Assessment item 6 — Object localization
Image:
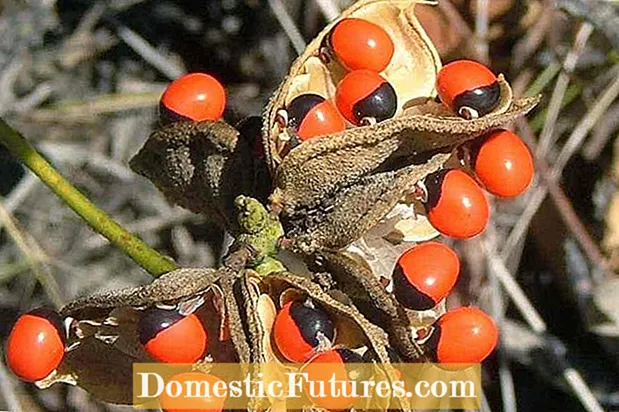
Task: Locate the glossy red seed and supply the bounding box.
[393,242,460,310]
[160,73,226,122]
[273,300,335,363]
[431,307,499,364]
[335,69,397,125]
[424,169,490,239]
[436,60,500,119]
[287,94,346,141]
[473,129,534,198]
[327,18,394,72]
[139,310,208,363]
[6,309,65,382]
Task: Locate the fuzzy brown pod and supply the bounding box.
[44,265,410,409]
[129,119,270,235]
[43,267,254,405]
[242,270,409,411]
[271,94,538,253]
[263,0,539,253]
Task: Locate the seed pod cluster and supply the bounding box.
[34,268,241,405]
[244,270,408,410]
[7,0,540,409]
[310,247,498,367]
[16,266,406,410]
[262,0,538,254]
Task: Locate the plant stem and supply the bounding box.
[0,118,177,277]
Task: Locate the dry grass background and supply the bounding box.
[1,0,619,411]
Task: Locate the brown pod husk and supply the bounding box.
[47,267,253,405]
[275,151,450,253]
[249,270,410,411]
[263,0,539,253]
[308,249,426,362]
[129,119,268,235]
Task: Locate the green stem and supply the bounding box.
[0,118,177,277]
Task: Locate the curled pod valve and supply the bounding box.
[6,308,66,382]
[436,60,500,120]
[138,307,208,363]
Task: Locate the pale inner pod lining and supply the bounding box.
[272,0,442,163]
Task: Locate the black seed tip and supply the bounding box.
[159,101,192,124]
[352,81,397,124]
[289,300,335,347]
[138,308,184,345]
[424,169,451,210]
[392,265,437,310]
[287,94,325,131]
[453,81,500,118]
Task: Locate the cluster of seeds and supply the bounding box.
[6,283,228,411]
[268,245,498,368]
[277,17,399,147]
[417,127,534,239]
[4,73,229,407]
[5,1,539,410]
[6,70,526,412]
[414,60,534,240]
[391,242,499,363]
[270,297,369,410]
[271,17,535,242]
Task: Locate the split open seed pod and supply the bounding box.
[244,270,408,411]
[129,119,271,236]
[308,249,428,363]
[263,0,539,253]
[39,267,253,405]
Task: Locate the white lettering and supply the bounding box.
[415,381,430,398]
[137,372,164,398]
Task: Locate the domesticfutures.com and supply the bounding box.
[132,363,482,409]
[137,371,411,400]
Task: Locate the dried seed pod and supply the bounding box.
[264,0,442,167]
[39,236,412,409]
[130,120,270,235]
[249,270,409,411]
[39,267,253,405]
[263,0,539,253]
